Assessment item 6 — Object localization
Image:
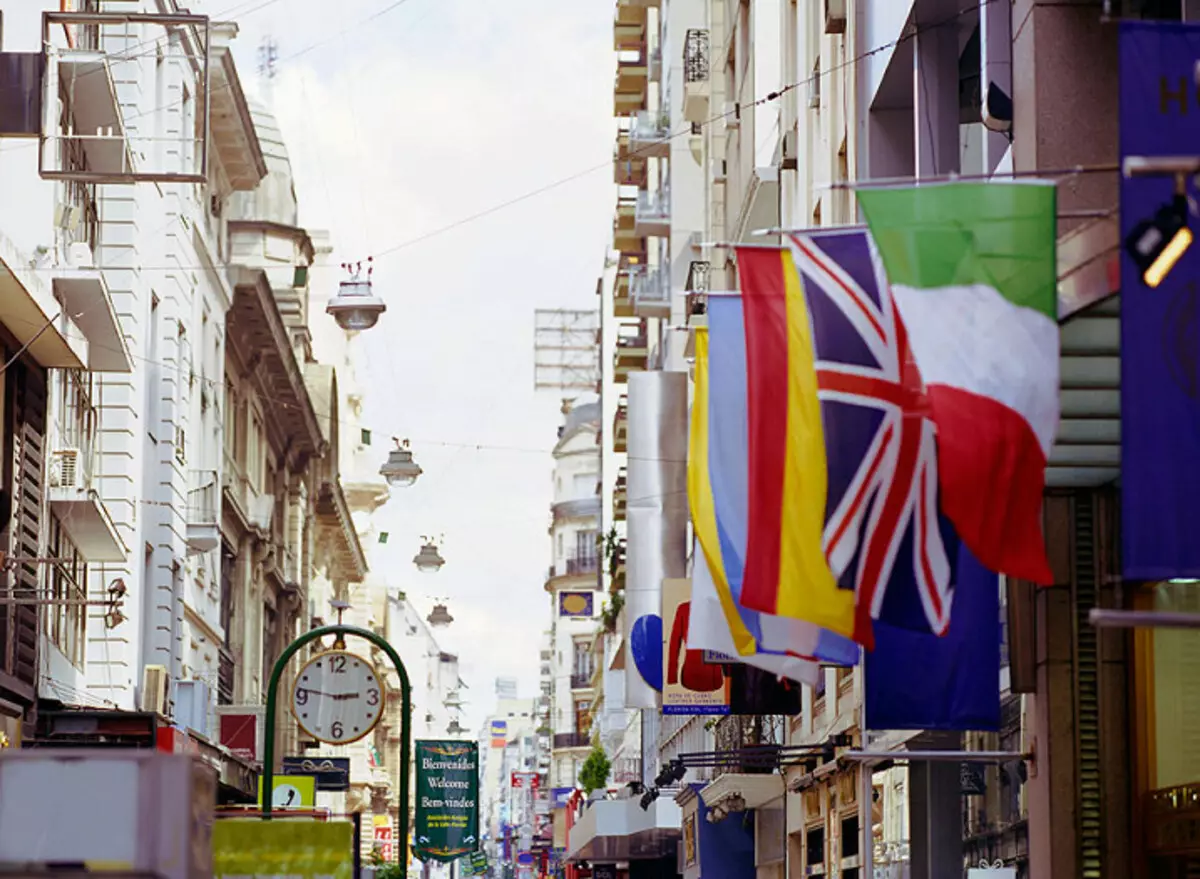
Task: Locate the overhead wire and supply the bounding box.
[25,0,1004,276]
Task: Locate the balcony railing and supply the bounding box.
[631,265,669,317]
[553,731,590,749]
[187,471,219,527]
[570,672,593,689]
[684,28,710,82]
[631,109,670,154]
[551,496,602,522]
[712,715,786,779]
[548,551,600,581]
[635,186,670,237]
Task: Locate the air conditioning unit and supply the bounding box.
[141,664,170,716]
[54,203,81,232]
[50,448,82,490]
[67,241,95,268]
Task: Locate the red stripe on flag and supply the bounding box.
[737,248,790,615]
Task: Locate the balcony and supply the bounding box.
[47,372,125,562]
[545,551,601,592]
[614,131,647,188]
[551,496,602,524]
[553,731,590,750]
[635,186,670,238]
[613,396,628,454]
[570,672,594,690]
[185,470,220,554]
[711,715,786,780]
[613,1,647,52]
[613,321,649,384]
[613,468,627,522]
[631,265,670,319]
[614,269,635,318]
[630,110,670,158]
[613,199,646,257]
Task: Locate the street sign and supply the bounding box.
[282,756,351,791]
[257,774,316,808]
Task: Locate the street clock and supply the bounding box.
[290,650,385,745]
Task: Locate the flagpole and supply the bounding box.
[1089,608,1200,629]
[815,163,1120,190]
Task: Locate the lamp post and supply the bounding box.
[260,623,414,865]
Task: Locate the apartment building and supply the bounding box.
[0,3,270,771]
[544,399,602,794]
[479,688,542,873]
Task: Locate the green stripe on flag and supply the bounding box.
[857,182,1057,319]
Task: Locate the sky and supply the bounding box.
[225,0,614,733]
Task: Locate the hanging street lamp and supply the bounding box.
[380,438,422,487]
[413,536,446,573]
[427,602,454,627]
[326,257,386,331]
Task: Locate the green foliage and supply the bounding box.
[600,590,625,634]
[578,744,612,794]
[374,861,405,879]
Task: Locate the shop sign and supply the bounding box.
[213,819,353,879]
[282,756,351,791]
[414,740,480,863]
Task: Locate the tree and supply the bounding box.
[578,744,612,794]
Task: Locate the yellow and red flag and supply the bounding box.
[734,247,855,639]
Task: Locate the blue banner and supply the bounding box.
[1120,22,1200,579]
[864,544,1000,731]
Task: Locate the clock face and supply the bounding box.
[291,650,385,745]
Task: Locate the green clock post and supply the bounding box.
[260,624,413,864]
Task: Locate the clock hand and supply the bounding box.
[297,687,337,697]
[331,692,361,701]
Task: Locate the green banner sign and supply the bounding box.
[415,739,480,862]
[213,819,354,879]
[463,851,489,876]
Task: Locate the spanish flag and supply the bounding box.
[735,247,855,639]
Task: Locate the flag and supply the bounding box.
[687,541,819,687]
[785,230,955,646]
[687,308,857,668]
[734,247,856,639]
[856,182,1058,587]
[864,542,1001,731]
[1118,23,1200,579]
[704,297,859,666]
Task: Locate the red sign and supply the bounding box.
[374,817,394,861]
[511,772,540,790]
[219,712,259,761]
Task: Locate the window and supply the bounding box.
[574,699,592,735]
[572,639,593,680]
[556,533,564,558]
[47,517,86,668]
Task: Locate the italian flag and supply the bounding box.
[857,182,1058,586]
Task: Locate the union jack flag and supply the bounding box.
[786,229,959,644]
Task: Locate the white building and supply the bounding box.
[0,2,267,756]
[542,399,601,796]
[478,685,540,869]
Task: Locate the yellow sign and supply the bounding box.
[257,774,316,808]
[214,820,353,879]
